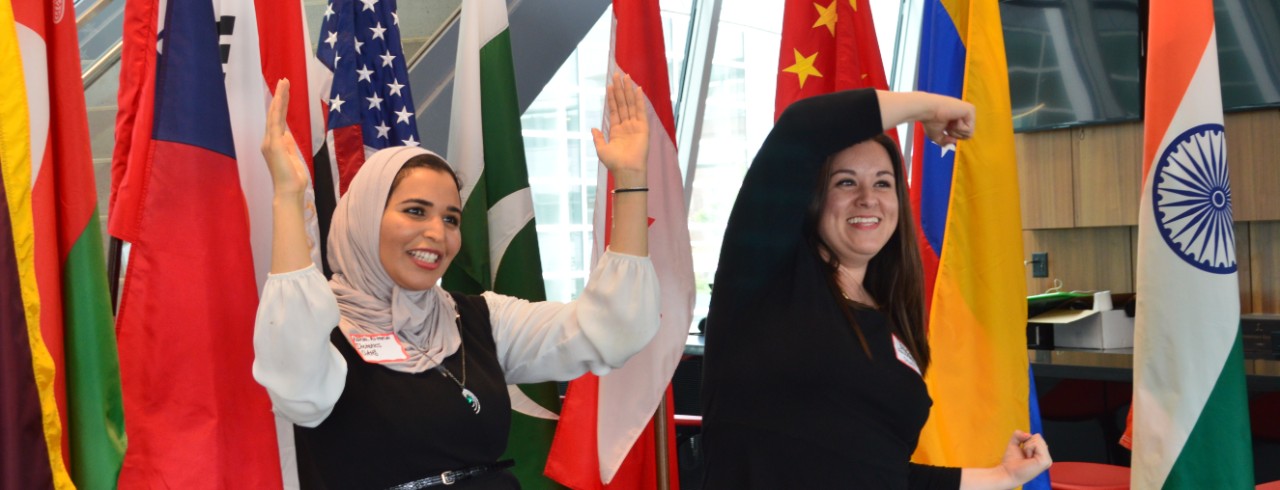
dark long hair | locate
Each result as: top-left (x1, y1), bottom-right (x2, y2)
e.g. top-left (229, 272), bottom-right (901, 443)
top-left (804, 133), bottom-right (930, 374)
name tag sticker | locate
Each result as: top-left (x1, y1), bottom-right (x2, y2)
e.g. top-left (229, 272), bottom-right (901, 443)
top-left (349, 333), bottom-right (409, 363)
top-left (892, 334), bottom-right (921, 376)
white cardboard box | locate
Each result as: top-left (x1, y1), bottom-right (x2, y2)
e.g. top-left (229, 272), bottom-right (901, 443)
top-left (1029, 308), bottom-right (1135, 349)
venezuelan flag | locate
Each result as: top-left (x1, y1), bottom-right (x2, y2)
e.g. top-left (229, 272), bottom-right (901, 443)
top-left (909, 0), bottom-right (1040, 483)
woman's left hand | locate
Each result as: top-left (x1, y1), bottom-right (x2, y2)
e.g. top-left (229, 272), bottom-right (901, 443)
top-left (959, 430), bottom-right (1052, 490)
top-left (999, 430), bottom-right (1052, 485)
top-left (592, 72), bottom-right (649, 186)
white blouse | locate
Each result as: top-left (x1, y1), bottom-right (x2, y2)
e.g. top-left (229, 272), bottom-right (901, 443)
top-left (252, 250), bottom-right (660, 427)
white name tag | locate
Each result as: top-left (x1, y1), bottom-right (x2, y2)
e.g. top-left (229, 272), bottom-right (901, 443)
top-left (349, 333), bottom-right (409, 363)
top-left (892, 334), bottom-right (921, 376)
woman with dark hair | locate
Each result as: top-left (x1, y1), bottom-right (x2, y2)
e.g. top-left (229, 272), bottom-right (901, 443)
top-left (252, 74), bottom-right (659, 489)
top-left (700, 89), bottom-right (1051, 489)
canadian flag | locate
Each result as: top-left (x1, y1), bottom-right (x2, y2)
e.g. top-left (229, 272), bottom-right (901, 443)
top-left (545, 1), bottom-right (695, 488)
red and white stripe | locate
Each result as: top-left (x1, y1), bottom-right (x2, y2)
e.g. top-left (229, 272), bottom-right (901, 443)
top-left (547, 1), bottom-right (694, 486)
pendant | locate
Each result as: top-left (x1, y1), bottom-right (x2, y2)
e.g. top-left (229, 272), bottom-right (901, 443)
top-left (461, 387), bottom-right (481, 414)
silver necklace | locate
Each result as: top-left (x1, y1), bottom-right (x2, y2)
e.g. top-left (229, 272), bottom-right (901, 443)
top-left (431, 314), bottom-right (480, 414)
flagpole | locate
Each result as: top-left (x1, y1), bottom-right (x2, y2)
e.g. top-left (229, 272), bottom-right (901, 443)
top-left (654, 396), bottom-right (671, 490)
top-left (107, 236), bottom-right (122, 314)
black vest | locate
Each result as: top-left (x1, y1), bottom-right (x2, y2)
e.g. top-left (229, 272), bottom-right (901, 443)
top-left (295, 293), bottom-right (517, 489)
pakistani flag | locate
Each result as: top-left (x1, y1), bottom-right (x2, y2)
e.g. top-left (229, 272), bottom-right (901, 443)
top-left (1125, 0), bottom-right (1253, 487)
top-left (444, 1), bottom-right (564, 488)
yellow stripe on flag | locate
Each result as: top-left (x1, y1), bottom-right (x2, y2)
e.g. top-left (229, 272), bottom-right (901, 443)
top-left (913, 0), bottom-right (1030, 469)
top-left (0, 0), bottom-right (72, 487)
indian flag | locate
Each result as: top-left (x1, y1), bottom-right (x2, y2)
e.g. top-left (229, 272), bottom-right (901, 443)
top-left (444, 1), bottom-right (563, 488)
top-left (1124, 0), bottom-right (1254, 487)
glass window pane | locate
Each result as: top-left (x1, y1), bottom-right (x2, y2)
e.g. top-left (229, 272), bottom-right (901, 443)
top-left (524, 136), bottom-right (563, 179)
top-left (685, 0), bottom-right (785, 325)
top-left (522, 5), bottom-right (696, 303)
top-left (533, 189), bottom-right (563, 225)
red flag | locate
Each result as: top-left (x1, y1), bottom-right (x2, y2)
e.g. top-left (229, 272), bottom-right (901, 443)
top-left (775, 0), bottom-right (890, 119)
top-left (15, 0), bottom-right (127, 486)
top-left (109, 0), bottom-right (282, 486)
top-left (545, 0), bottom-right (695, 488)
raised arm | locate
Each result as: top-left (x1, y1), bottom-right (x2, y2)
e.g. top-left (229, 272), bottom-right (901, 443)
top-left (711, 89), bottom-right (974, 307)
top-left (252, 79), bottom-right (347, 426)
top-left (710, 89), bottom-right (882, 306)
top-left (262, 78), bottom-right (313, 274)
top-left (876, 90), bottom-right (975, 146)
top-left (593, 72), bottom-right (649, 257)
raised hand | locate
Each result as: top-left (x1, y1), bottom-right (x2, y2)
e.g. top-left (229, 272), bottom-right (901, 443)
top-left (262, 79), bottom-right (310, 198)
top-left (919, 93), bottom-right (975, 147)
top-left (876, 90), bottom-right (975, 148)
top-left (263, 79), bottom-right (316, 273)
top-left (592, 72), bottom-right (649, 186)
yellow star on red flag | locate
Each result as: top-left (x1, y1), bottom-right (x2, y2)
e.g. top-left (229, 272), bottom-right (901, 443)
top-left (812, 1), bottom-right (837, 36)
top-left (782, 48), bottom-right (823, 88)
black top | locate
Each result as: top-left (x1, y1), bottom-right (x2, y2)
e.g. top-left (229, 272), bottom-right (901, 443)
top-left (701, 89), bottom-right (961, 489)
top-left (294, 292), bottom-right (518, 490)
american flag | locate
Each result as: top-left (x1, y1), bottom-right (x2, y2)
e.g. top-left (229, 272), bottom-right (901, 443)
top-left (317, 0), bottom-right (419, 193)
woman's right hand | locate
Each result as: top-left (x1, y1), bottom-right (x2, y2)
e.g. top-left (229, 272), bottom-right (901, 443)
top-left (262, 79), bottom-right (310, 199)
top-left (876, 90), bottom-right (976, 147)
top-left (919, 93), bottom-right (974, 147)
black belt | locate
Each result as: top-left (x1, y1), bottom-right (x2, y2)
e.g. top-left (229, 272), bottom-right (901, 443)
top-left (385, 460), bottom-right (515, 489)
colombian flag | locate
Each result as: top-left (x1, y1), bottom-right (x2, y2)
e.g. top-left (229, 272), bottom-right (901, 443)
top-left (909, 0), bottom-right (1038, 483)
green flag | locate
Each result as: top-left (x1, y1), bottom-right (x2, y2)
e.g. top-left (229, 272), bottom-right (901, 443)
top-left (444, 1), bottom-right (564, 488)
top-left (16, 0), bottom-right (127, 486)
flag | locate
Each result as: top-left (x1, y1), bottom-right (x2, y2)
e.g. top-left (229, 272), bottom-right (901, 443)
top-left (316, 0), bottom-right (420, 196)
top-left (1121, 0), bottom-right (1253, 486)
top-left (909, 0), bottom-right (1034, 481)
top-left (14, 0), bottom-right (126, 486)
top-left (109, 0), bottom-right (283, 486)
top-left (545, 0), bottom-right (695, 487)
top-left (0, 0), bottom-right (72, 485)
top-left (443, 2), bottom-right (562, 488)
top-left (257, 0), bottom-right (337, 278)
top-left (774, 0), bottom-right (891, 119)
top-left (254, 0), bottom-right (332, 486)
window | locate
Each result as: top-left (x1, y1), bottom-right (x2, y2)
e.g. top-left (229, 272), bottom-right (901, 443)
top-left (523, 0), bottom-right (907, 329)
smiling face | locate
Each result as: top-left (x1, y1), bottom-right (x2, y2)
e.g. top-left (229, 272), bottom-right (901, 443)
top-left (378, 167), bottom-right (463, 291)
top-left (817, 140), bottom-right (900, 270)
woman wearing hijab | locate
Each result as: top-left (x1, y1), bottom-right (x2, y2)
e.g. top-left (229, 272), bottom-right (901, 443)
top-left (253, 74), bottom-right (657, 489)
top-left (700, 89), bottom-right (1052, 489)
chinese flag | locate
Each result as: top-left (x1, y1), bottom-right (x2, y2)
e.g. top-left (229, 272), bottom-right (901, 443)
top-left (775, 0), bottom-right (891, 120)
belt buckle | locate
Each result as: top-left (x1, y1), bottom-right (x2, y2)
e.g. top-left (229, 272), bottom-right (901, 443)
top-left (440, 470), bottom-right (456, 485)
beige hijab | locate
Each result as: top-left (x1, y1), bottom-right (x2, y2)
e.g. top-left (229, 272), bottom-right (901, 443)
top-left (328, 146), bottom-right (460, 373)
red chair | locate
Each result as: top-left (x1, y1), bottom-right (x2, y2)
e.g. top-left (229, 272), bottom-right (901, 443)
top-left (1257, 481), bottom-right (1280, 490)
top-left (673, 414), bottom-right (702, 428)
top-left (1048, 461), bottom-right (1130, 490)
